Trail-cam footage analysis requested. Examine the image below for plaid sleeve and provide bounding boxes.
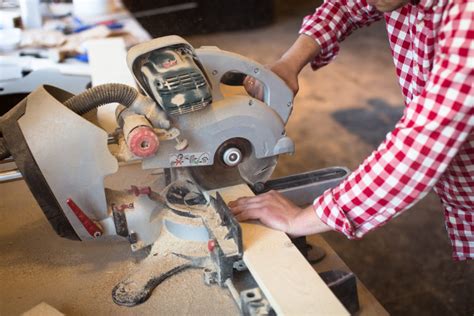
[299,0,383,69]
[313,1,474,239]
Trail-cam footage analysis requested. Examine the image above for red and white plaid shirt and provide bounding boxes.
[300,0,473,260]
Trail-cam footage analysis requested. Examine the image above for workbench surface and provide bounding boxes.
[0,164,387,315]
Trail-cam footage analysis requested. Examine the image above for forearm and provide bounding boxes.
[288,205,332,237]
[267,35,322,95]
[312,0,474,239]
[280,34,322,75]
[299,0,383,69]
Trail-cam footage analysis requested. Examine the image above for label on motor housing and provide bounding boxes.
[170,152,211,167]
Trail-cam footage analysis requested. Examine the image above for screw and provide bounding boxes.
[212,70,218,75]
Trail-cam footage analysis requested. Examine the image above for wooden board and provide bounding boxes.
[216,184,349,316]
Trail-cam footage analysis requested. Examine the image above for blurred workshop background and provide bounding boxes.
[0,0,472,315]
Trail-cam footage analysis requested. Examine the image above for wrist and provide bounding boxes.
[286,207,306,237]
[277,55,302,77]
[287,205,332,237]
[281,34,321,74]
[286,213,298,237]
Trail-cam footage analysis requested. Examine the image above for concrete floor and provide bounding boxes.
[1,1,473,315]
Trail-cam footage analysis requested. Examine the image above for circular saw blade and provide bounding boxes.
[189,154,278,190]
[238,154,277,186]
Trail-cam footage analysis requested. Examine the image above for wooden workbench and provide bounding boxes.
[0,163,387,315]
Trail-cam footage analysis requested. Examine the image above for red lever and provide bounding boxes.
[66,198,103,238]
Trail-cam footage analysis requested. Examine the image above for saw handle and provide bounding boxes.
[196,47,294,124]
[220,71,247,86]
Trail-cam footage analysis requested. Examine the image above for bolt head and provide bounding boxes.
[222,147,242,166]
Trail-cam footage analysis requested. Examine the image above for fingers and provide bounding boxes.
[243,76,264,101]
[231,202,266,222]
[228,191,284,208]
[230,200,267,216]
[244,77,257,98]
[243,75,253,87]
[228,192,282,220]
[229,194,264,207]
[232,202,290,232]
[228,194,269,221]
[227,191,297,233]
[235,208,264,222]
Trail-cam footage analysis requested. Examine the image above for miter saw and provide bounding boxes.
[0,36,351,311]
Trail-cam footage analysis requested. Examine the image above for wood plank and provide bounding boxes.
[216,184,349,316]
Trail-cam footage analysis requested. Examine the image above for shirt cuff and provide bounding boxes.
[298,8,341,69]
[313,189,359,239]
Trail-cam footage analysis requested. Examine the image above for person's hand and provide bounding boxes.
[229,190,333,237]
[243,75,265,101]
[270,58,299,96]
[243,59,299,101]
[228,190,302,235]
[243,34,321,101]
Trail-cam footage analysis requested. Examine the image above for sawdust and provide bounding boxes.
[164,199,238,255]
[153,224,209,257]
[159,178,239,255]
[202,208,239,256]
[107,178,239,307]
[112,224,210,306]
[164,208,205,227]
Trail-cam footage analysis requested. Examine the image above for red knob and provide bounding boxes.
[127,126,159,158]
[208,239,216,252]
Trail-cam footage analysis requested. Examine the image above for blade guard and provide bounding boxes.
[11,86,118,240]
